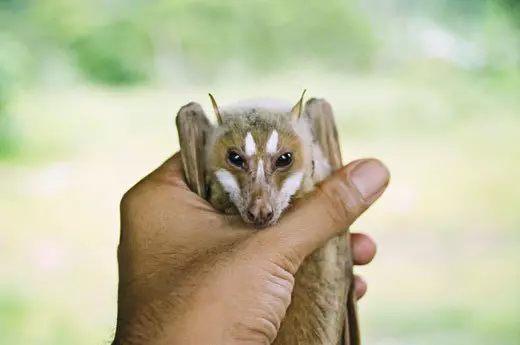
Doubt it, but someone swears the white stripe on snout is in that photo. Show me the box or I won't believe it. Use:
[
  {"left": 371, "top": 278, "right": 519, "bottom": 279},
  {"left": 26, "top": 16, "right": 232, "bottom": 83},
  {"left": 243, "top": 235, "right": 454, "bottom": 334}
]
[
  {"left": 245, "top": 132, "right": 256, "bottom": 156},
  {"left": 215, "top": 169, "right": 242, "bottom": 204},
  {"left": 265, "top": 130, "right": 279, "bottom": 154},
  {"left": 256, "top": 159, "right": 265, "bottom": 184},
  {"left": 279, "top": 171, "right": 304, "bottom": 209}
]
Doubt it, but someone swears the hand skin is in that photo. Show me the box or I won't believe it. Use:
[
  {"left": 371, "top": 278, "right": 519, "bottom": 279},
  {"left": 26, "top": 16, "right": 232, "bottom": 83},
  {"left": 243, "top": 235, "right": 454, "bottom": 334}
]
[{"left": 112, "top": 152, "right": 390, "bottom": 345}]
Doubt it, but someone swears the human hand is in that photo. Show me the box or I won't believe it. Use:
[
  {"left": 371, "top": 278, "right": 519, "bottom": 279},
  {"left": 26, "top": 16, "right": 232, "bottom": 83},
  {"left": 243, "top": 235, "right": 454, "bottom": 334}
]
[{"left": 113, "top": 152, "right": 389, "bottom": 345}]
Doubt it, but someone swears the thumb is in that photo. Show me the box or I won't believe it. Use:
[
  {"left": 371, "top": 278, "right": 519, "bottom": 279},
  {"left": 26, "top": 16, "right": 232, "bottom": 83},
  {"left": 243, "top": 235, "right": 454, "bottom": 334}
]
[{"left": 257, "top": 159, "right": 390, "bottom": 271}]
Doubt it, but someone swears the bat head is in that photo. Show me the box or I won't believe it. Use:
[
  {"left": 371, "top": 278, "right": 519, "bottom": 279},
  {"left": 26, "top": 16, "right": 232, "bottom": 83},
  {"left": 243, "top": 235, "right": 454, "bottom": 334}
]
[{"left": 207, "top": 92, "right": 314, "bottom": 228}]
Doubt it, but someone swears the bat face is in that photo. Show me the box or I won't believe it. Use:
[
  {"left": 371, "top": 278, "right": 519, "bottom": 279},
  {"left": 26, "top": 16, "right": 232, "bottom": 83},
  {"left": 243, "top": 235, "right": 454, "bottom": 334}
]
[{"left": 208, "top": 111, "right": 310, "bottom": 228}]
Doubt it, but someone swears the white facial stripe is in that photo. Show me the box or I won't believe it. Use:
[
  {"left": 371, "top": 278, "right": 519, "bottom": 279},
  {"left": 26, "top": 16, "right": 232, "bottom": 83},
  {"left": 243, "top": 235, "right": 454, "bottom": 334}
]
[
  {"left": 245, "top": 132, "right": 256, "bottom": 156},
  {"left": 256, "top": 159, "right": 265, "bottom": 184},
  {"left": 280, "top": 171, "right": 304, "bottom": 207},
  {"left": 215, "top": 169, "right": 242, "bottom": 204},
  {"left": 265, "top": 130, "right": 279, "bottom": 154}
]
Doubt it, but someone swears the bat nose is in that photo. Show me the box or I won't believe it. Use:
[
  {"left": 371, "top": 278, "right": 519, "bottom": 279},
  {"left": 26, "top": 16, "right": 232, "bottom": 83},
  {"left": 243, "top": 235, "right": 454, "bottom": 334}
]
[{"left": 247, "top": 199, "right": 274, "bottom": 225}]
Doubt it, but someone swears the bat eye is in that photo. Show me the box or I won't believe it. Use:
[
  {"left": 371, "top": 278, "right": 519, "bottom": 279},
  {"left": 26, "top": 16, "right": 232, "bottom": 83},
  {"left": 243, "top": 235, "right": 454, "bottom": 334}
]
[
  {"left": 275, "top": 152, "right": 293, "bottom": 168},
  {"left": 227, "top": 150, "right": 246, "bottom": 169}
]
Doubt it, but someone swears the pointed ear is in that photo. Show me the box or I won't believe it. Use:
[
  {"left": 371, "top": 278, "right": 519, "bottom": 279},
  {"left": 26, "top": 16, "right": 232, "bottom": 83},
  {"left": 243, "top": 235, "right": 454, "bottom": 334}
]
[
  {"left": 208, "top": 93, "right": 223, "bottom": 124},
  {"left": 290, "top": 89, "right": 307, "bottom": 121}
]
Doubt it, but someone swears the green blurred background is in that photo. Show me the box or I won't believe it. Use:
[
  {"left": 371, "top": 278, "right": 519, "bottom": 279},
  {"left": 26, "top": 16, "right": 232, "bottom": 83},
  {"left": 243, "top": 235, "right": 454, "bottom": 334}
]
[{"left": 1, "top": 0, "right": 519, "bottom": 344}]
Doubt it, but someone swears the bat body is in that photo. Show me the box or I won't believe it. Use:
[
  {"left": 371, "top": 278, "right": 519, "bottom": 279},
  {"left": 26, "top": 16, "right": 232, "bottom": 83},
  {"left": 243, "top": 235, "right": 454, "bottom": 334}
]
[{"left": 175, "top": 94, "right": 359, "bottom": 345}]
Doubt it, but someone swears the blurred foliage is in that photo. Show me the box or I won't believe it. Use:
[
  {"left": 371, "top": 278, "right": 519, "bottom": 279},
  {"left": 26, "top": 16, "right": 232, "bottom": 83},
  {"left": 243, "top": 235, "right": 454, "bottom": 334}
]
[
  {"left": 1, "top": 0, "right": 379, "bottom": 84},
  {"left": 140, "top": 0, "right": 379, "bottom": 75},
  {"left": 0, "top": 0, "right": 518, "bottom": 81},
  {"left": 500, "top": 0, "right": 520, "bottom": 27},
  {"left": 0, "top": 32, "right": 31, "bottom": 157},
  {"left": 0, "top": 0, "right": 518, "bottom": 155},
  {"left": 0, "top": 0, "right": 383, "bottom": 154},
  {"left": 69, "top": 21, "right": 154, "bottom": 85},
  {"left": 0, "top": 0, "right": 518, "bottom": 89}
]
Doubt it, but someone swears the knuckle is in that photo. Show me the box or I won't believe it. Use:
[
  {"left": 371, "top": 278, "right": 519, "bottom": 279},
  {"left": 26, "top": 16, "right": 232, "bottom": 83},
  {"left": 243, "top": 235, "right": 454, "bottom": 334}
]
[
  {"left": 119, "top": 180, "right": 149, "bottom": 216},
  {"left": 230, "top": 318, "right": 274, "bottom": 345},
  {"left": 316, "top": 178, "right": 363, "bottom": 227},
  {"left": 120, "top": 187, "right": 138, "bottom": 214}
]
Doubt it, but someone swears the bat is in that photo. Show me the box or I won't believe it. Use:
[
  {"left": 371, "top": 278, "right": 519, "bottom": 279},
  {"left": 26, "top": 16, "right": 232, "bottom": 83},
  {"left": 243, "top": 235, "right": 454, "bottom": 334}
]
[{"left": 175, "top": 92, "right": 360, "bottom": 345}]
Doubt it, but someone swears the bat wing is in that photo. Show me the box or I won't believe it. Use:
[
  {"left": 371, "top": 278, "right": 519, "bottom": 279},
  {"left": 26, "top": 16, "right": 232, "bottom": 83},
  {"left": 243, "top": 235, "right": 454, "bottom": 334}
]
[
  {"left": 303, "top": 98, "right": 360, "bottom": 345},
  {"left": 175, "top": 102, "right": 213, "bottom": 199}
]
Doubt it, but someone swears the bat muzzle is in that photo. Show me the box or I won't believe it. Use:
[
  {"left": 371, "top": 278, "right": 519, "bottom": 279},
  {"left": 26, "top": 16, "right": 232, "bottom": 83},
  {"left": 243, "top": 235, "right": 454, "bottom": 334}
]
[{"left": 246, "top": 198, "right": 274, "bottom": 227}]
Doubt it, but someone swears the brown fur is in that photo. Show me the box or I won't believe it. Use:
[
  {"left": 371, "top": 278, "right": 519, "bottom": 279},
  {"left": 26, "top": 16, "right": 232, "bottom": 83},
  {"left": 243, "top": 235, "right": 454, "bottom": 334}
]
[{"left": 206, "top": 106, "right": 311, "bottom": 228}]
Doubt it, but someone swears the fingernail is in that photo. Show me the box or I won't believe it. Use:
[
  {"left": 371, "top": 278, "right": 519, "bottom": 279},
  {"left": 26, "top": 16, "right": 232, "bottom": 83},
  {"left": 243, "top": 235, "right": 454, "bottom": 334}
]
[{"left": 350, "top": 160, "right": 390, "bottom": 202}]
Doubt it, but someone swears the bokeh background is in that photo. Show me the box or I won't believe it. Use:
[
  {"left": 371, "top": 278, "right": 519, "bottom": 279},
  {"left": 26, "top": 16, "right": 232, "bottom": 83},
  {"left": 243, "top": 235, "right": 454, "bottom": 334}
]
[{"left": 1, "top": 0, "right": 519, "bottom": 344}]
